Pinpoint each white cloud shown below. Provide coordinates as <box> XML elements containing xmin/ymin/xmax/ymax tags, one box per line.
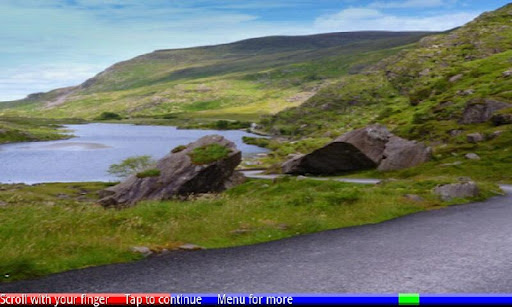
<box><xmin>314</xmin><ymin>8</ymin><xmax>478</xmax><ymax>32</ymax></box>
<box><xmin>0</xmin><ymin>64</ymin><xmax>103</xmax><ymax>101</ymax></box>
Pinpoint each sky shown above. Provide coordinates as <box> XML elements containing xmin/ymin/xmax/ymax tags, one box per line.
<box><xmin>0</xmin><ymin>0</ymin><xmax>510</xmax><ymax>101</ymax></box>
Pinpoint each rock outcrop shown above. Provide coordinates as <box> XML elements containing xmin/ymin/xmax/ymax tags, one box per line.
<box><xmin>377</xmin><ymin>136</ymin><xmax>432</xmax><ymax>171</ymax></box>
<box><xmin>282</xmin><ymin>125</ymin><xmax>390</xmax><ymax>175</ymax></box>
<box><xmin>433</xmin><ymin>181</ymin><xmax>480</xmax><ymax>201</ymax></box>
<box><xmin>282</xmin><ymin>125</ymin><xmax>431</xmax><ymax>175</ymax></box>
<box><xmin>99</xmin><ymin>135</ymin><xmax>243</xmax><ymax>207</ymax></box>
<box><xmin>467</xmin><ymin>133</ymin><xmax>484</xmax><ymax>143</ymax></box>
<box><xmin>459</xmin><ymin>98</ymin><xmax>511</xmax><ymax>124</ymax></box>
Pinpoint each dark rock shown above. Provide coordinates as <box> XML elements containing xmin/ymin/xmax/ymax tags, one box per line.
<box><xmin>282</xmin><ymin>125</ymin><xmax>390</xmax><ymax>175</ymax></box>
<box><xmin>433</xmin><ymin>182</ymin><xmax>479</xmax><ymax>201</ymax></box>
<box><xmin>491</xmin><ymin>113</ymin><xmax>512</xmax><ymax>126</ymax></box>
<box><xmin>378</xmin><ymin>136</ymin><xmax>432</xmax><ymax>171</ymax></box>
<box><xmin>98</xmin><ymin>135</ymin><xmax>242</xmax><ymax>207</ymax></box>
<box><xmin>282</xmin><ymin>125</ymin><xmax>431</xmax><ymax>174</ymax></box>
<box><xmin>459</xmin><ymin>98</ymin><xmax>511</xmax><ymax>124</ymax></box>
<box><xmin>467</xmin><ymin>133</ymin><xmax>484</xmax><ymax>143</ymax></box>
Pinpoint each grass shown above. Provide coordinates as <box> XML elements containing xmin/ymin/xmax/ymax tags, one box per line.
<box><xmin>0</xmin><ymin>117</ymin><xmax>84</xmax><ymax>144</ymax></box>
<box><xmin>136</xmin><ymin>169</ymin><xmax>161</xmax><ymax>178</ymax></box>
<box><xmin>188</xmin><ymin>144</ymin><xmax>231</xmax><ymax>165</ymax></box>
<box><xmin>0</xmin><ymin>177</ymin><xmax>500</xmax><ymax>282</ymax></box>
<box><xmin>0</xmin><ymin>32</ymin><xmax>430</xmax><ymax>121</ymax></box>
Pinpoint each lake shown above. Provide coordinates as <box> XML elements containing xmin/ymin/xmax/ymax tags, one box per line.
<box><xmin>0</xmin><ymin>123</ymin><xmax>266</xmax><ymax>184</ymax></box>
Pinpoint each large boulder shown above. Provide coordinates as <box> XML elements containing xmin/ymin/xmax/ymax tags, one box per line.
<box><xmin>282</xmin><ymin>125</ymin><xmax>431</xmax><ymax>175</ymax></box>
<box><xmin>459</xmin><ymin>98</ymin><xmax>511</xmax><ymax>124</ymax></box>
<box><xmin>282</xmin><ymin>125</ymin><xmax>391</xmax><ymax>175</ymax></box>
<box><xmin>378</xmin><ymin>136</ymin><xmax>432</xmax><ymax>171</ymax></box>
<box><xmin>99</xmin><ymin>135</ymin><xmax>243</xmax><ymax>207</ymax></box>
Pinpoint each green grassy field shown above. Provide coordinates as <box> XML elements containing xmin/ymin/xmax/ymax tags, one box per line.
<box><xmin>0</xmin><ymin>32</ymin><xmax>430</xmax><ymax>122</ymax></box>
<box><xmin>0</xmin><ymin>117</ymin><xmax>84</xmax><ymax>144</ymax></box>
<box><xmin>0</xmin><ymin>177</ymin><xmax>499</xmax><ymax>282</ymax></box>
<box><xmin>258</xmin><ymin>4</ymin><xmax>512</xmax><ymax>183</ymax></box>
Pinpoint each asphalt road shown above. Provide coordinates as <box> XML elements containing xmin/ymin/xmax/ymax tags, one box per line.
<box><xmin>1</xmin><ymin>184</ymin><xmax>511</xmax><ymax>293</ymax></box>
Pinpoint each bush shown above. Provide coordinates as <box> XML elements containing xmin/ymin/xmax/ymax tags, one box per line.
<box><xmin>242</xmin><ymin>136</ymin><xmax>270</xmax><ymax>148</ymax></box>
<box><xmin>136</xmin><ymin>169</ymin><xmax>161</xmax><ymax>178</ymax></box>
<box><xmin>408</xmin><ymin>87</ymin><xmax>431</xmax><ymax>106</ymax></box>
<box><xmin>171</xmin><ymin>145</ymin><xmax>187</xmax><ymax>153</ymax></box>
<box><xmin>188</xmin><ymin>144</ymin><xmax>231</xmax><ymax>165</ymax></box>
<box><xmin>98</xmin><ymin>112</ymin><xmax>122</xmax><ymax>120</ymax></box>
<box><xmin>215</xmin><ymin>120</ymin><xmax>229</xmax><ymax>130</ymax></box>
<box><xmin>108</xmin><ymin>155</ymin><xmax>156</xmax><ymax>178</ymax></box>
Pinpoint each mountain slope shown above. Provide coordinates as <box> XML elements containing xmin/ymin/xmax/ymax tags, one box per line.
<box><xmin>261</xmin><ymin>3</ymin><xmax>512</xmax><ymax>182</ymax></box>
<box><xmin>0</xmin><ymin>31</ymin><xmax>432</xmax><ymax>121</ymax></box>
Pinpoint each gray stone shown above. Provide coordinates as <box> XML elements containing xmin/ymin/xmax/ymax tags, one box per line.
<box><xmin>282</xmin><ymin>124</ymin><xmax>431</xmax><ymax>175</ymax></box>
<box><xmin>465</xmin><ymin>153</ymin><xmax>481</xmax><ymax>160</ymax></box>
<box><xmin>131</xmin><ymin>246</ymin><xmax>153</xmax><ymax>257</ymax></box>
<box><xmin>448</xmin><ymin>129</ymin><xmax>463</xmax><ymax>137</ymax></box>
<box><xmin>460</xmin><ymin>98</ymin><xmax>511</xmax><ymax>124</ymax></box>
<box><xmin>378</xmin><ymin>136</ymin><xmax>432</xmax><ymax>171</ymax></box>
<box><xmin>467</xmin><ymin>133</ymin><xmax>485</xmax><ymax>143</ymax></box>
<box><xmin>0</xmin><ymin>201</ymin><xmax>7</xmax><ymax>207</ymax></box>
<box><xmin>434</xmin><ymin>182</ymin><xmax>480</xmax><ymax>201</ymax></box>
<box><xmin>489</xmin><ymin>130</ymin><xmax>504</xmax><ymax>139</ymax></box>
<box><xmin>178</xmin><ymin>244</ymin><xmax>205</xmax><ymax>251</ymax></box>
<box><xmin>449</xmin><ymin>73</ymin><xmax>463</xmax><ymax>83</ymax></box>
<box><xmin>99</xmin><ymin>135</ymin><xmax>243</xmax><ymax>207</ymax></box>
<box><xmin>503</xmin><ymin>69</ymin><xmax>512</xmax><ymax>78</ymax></box>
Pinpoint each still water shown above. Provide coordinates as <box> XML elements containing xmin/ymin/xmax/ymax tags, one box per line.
<box><xmin>0</xmin><ymin>123</ymin><xmax>266</xmax><ymax>184</ymax></box>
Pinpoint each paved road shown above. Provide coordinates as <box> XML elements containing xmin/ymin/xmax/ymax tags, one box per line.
<box><xmin>242</xmin><ymin>170</ymin><xmax>381</xmax><ymax>184</ymax></box>
<box><xmin>1</xmin><ymin>184</ymin><xmax>511</xmax><ymax>293</ymax></box>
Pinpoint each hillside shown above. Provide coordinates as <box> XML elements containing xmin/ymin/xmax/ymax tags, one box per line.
<box><xmin>259</xmin><ymin>3</ymin><xmax>512</xmax><ymax>182</ymax></box>
<box><xmin>0</xmin><ymin>31</ymin><xmax>431</xmax><ymax>121</ymax></box>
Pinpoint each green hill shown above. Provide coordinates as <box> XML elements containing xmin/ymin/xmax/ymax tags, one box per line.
<box><xmin>260</xmin><ymin>3</ymin><xmax>512</xmax><ymax>182</ymax></box>
<box><xmin>0</xmin><ymin>31</ymin><xmax>431</xmax><ymax>121</ymax></box>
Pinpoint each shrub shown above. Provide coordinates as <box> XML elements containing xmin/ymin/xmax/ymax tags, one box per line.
<box><xmin>408</xmin><ymin>87</ymin><xmax>431</xmax><ymax>106</ymax></box>
<box><xmin>242</xmin><ymin>136</ymin><xmax>270</xmax><ymax>148</ymax></box>
<box><xmin>136</xmin><ymin>169</ymin><xmax>161</xmax><ymax>178</ymax></box>
<box><xmin>188</xmin><ymin>144</ymin><xmax>231</xmax><ymax>165</ymax></box>
<box><xmin>108</xmin><ymin>155</ymin><xmax>156</xmax><ymax>178</ymax></box>
<box><xmin>215</xmin><ymin>120</ymin><xmax>229</xmax><ymax>130</ymax></box>
<box><xmin>97</xmin><ymin>112</ymin><xmax>122</xmax><ymax>120</ymax></box>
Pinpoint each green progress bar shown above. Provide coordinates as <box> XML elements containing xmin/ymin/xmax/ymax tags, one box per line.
<box><xmin>399</xmin><ymin>293</ymin><xmax>420</xmax><ymax>305</ymax></box>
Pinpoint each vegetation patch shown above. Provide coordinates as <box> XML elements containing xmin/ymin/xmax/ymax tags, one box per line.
<box><xmin>97</xmin><ymin>112</ymin><xmax>122</xmax><ymax>120</ymax></box>
<box><xmin>0</xmin><ymin>178</ymin><xmax>499</xmax><ymax>282</ymax></box>
<box><xmin>171</xmin><ymin>145</ymin><xmax>187</xmax><ymax>153</ymax></box>
<box><xmin>108</xmin><ymin>155</ymin><xmax>156</xmax><ymax>178</ymax></box>
<box><xmin>188</xmin><ymin>144</ymin><xmax>231</xmax><ymax>165</ymax></box>
<box><xmin>136</xmin><ymin>169</ymin><xmax>161</xmax><ymax>178</ymax></box>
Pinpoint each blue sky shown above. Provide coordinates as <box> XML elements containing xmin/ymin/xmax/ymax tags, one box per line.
<box><xmin>0</xmin><ymin>0</ymin><xmax>510</xmax><ymax>101</ymax></box>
